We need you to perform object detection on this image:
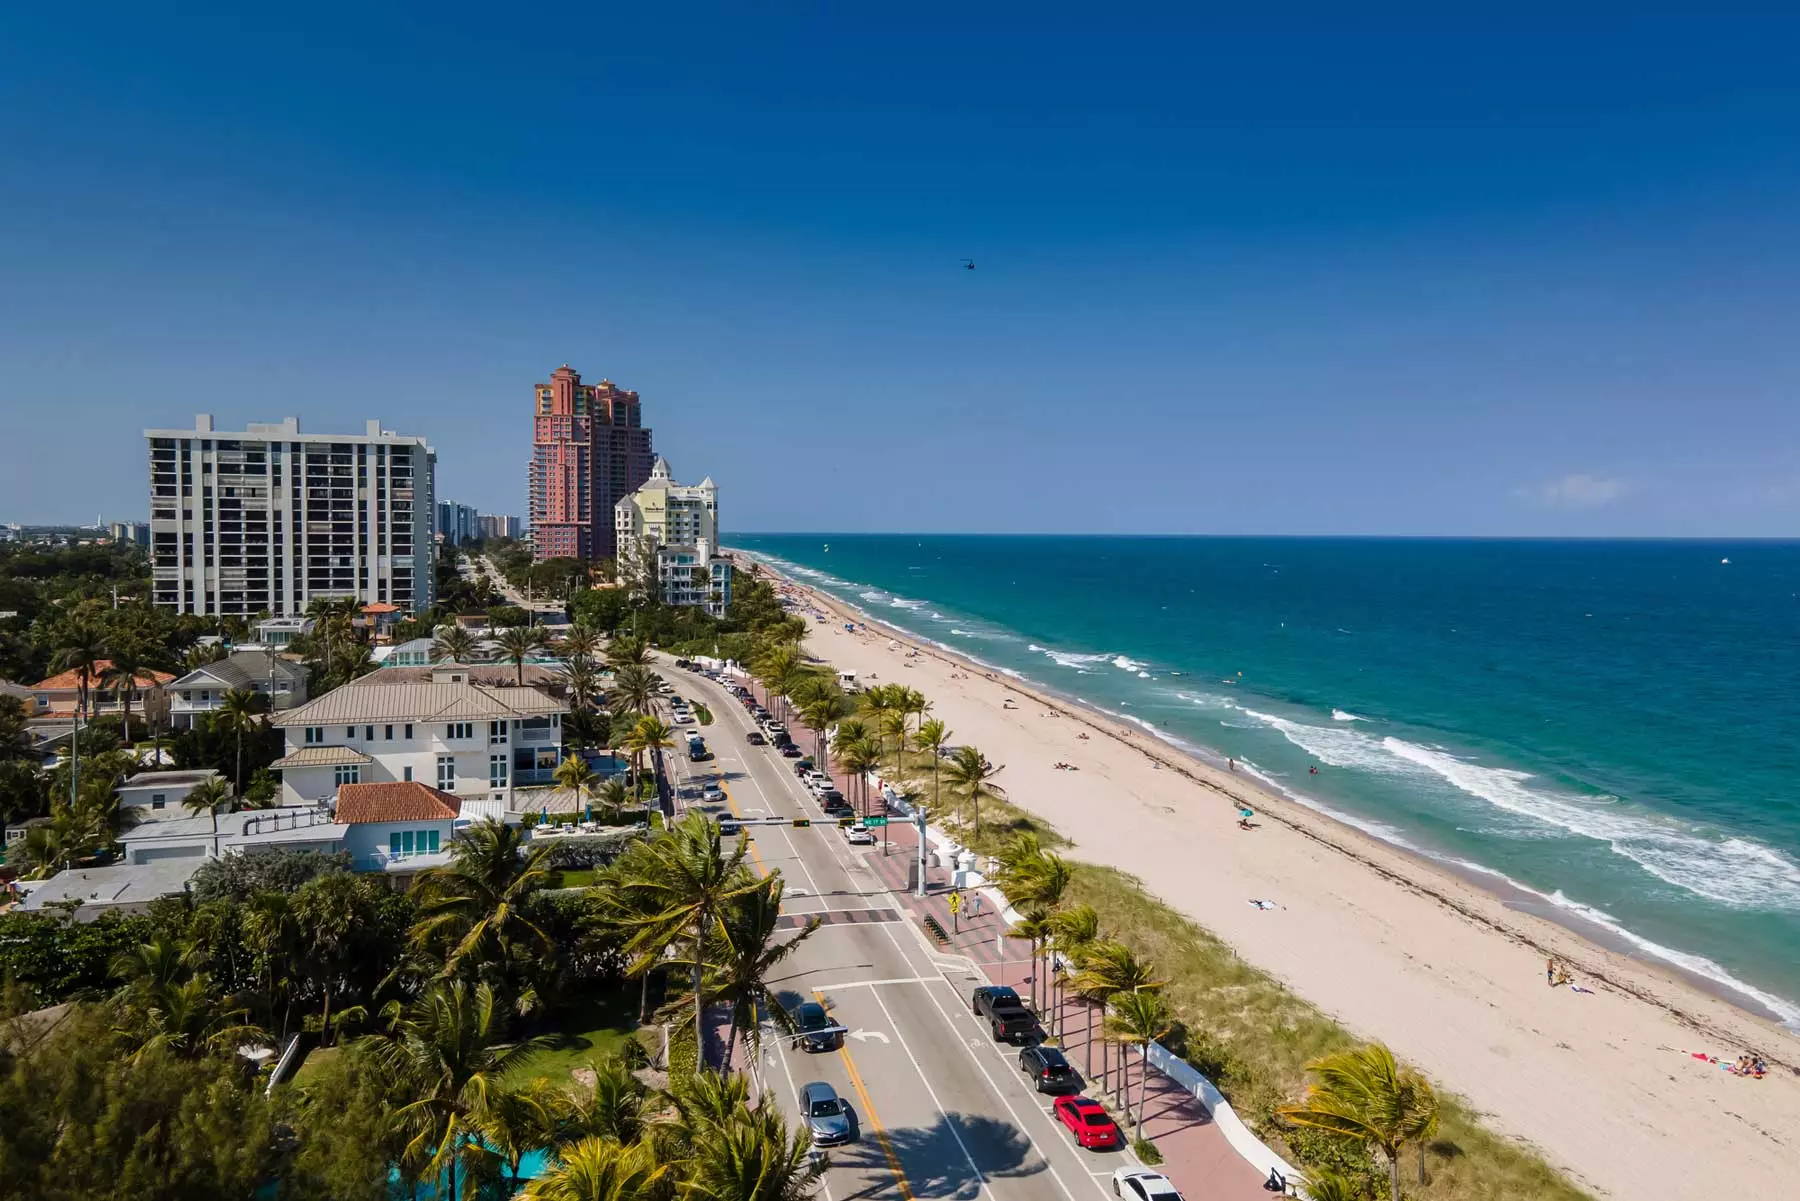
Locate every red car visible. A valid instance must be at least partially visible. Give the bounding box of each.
[1053,1096,1123,1150]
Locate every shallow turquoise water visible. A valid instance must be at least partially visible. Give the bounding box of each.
[734,534,1800,1024]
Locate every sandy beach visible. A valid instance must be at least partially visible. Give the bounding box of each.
[754,564,1800,1201]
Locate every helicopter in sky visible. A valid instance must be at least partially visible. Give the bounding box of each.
[960,259,976,271]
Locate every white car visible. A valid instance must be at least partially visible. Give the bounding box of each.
[702,786,725,802]
[844,824,875,846]
[1112,1169,1182,1201]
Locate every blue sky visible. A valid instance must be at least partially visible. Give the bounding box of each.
[3,3,1799,535]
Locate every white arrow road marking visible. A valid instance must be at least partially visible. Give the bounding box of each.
[848,1029,891,1044]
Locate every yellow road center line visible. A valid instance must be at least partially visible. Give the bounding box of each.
[719,780,771,876]
[816,989,914,1201]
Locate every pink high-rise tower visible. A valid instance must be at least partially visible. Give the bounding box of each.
[527,365,654,562]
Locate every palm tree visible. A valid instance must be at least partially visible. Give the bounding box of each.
[753,644,804,723]
[554,753,598,819]
[879,709,911,779]
[1294,1171,1372,1201]
[559,626,602,665]
[833,738,880,820]
[1001,847,1071,1013]
[557,1055,653,1145]
[942,745,1005,839]
[51,617,108,723]
[608,812,760,1062]
[432,625,477,663]
[182,776,234,856]
[1277,1043,1440,1201]
[790,678,851,764]
[215,686,268,794]
[478,1078,564,1193]
[497,624,548,686]
[1105,988,1173,1138]
[604,637,651,674]
[1007,909,1054,1015]
[609,665,658,719]
[411,817,556,978]
[562,657,603,713]
[1071,941,1163,1099]
[526,1138,667,1201]
[1047,903,1100,1042]
[623,714,675,802]
[101,639,152,747]
[916,718,950,819]
[595,777,629,820]
[244,890,303,1039]
[856,685,898,766]
[363,980,554,1201]
[707,874,819,1073]
[685,1103,825,1201]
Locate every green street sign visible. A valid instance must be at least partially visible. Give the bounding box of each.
[860,816,888,827]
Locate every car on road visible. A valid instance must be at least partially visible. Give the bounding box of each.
[971,985,1036,1042]
[1019,1045,1080,1093]
[1054,1096,1123,1150]
[820,792,852,817]
[745,731,766,746]
[798,1081,857,1147]
[792,1001,842,1052]
[702,786,725,802]
[793,760,814,778]
[844,823,875,846]
[1112,1169,1183,1201]
[780,744,803,757]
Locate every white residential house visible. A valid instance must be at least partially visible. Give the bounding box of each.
[335,780,462,874]
[373,637,435,667]
[253,617,314,649]
[118,803,345,865]
[116,769,225,820]
[166,650,310,729]
[268,666,567,821]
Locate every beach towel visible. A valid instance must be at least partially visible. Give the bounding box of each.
[1569,984,1594,994]
[1247,899,1281,910]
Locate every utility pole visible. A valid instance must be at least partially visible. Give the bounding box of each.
[914,806,929,897]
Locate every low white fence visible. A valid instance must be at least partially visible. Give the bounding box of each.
[1143,1040,1303,1195]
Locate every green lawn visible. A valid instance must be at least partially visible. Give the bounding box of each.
[546,868,601,889]
[505,989,639,1091]
[288,1044,340,1087]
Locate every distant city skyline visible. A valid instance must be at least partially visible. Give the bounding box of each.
[4,6,1800,536]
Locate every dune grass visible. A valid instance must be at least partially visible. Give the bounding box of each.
[1065,864,1590,1201]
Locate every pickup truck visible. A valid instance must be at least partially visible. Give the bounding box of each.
[971,985,1036,1042]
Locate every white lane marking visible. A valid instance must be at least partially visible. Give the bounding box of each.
[864,979,999,1201]
[808,976,940,990]
[877,921,1099,1201]
[764,1021,837,1201]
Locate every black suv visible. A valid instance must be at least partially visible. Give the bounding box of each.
[792,1001,842,1052]
[1019,1045,1079,1093]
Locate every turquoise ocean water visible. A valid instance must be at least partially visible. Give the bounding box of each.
[732,535,1800,1025]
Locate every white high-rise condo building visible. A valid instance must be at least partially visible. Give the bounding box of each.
[614,456,733,616]
[146,415,436,617]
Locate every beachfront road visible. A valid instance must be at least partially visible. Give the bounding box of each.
[662,662,1136,1201]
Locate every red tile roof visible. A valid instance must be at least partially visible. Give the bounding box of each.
[335,781,462,824]
[361,603,401,614]
[33,661,176,690]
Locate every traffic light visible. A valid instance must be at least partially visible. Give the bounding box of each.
[791,818,811,828]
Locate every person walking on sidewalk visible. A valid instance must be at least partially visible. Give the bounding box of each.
[968,890,984,918]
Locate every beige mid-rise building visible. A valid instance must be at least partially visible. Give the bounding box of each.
[614,457,733,616]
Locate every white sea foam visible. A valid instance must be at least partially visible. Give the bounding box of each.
[1382,738,1800,912]
[1112,655,1147,672]
[1029,644,1116,671]
[859,590,885,603]
[1237,708,1800,913]
[1332,709,1364,722]
[888,596,926,610]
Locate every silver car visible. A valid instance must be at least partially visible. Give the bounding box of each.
[799,1081,856,1147]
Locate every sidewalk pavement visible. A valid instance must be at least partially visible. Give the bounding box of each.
[737,680,1270,1201]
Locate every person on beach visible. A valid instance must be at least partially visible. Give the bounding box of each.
[1238,806,1255,830]
[1228,758,1236,772]
[1547,958,1557,986]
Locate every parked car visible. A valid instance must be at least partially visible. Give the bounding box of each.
[799,1081,857,1147]
[820,792,852,817]
[792,1001,842,1052]
[1112,1169,1183,1201]
[1054,1096,1123,1150]
[746,731,766,746]
[1019,1045,1080,1093]
[780,744,803,758]
[793,759,815,778]
[971,985,1036,1042]
[844,823,875,846]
